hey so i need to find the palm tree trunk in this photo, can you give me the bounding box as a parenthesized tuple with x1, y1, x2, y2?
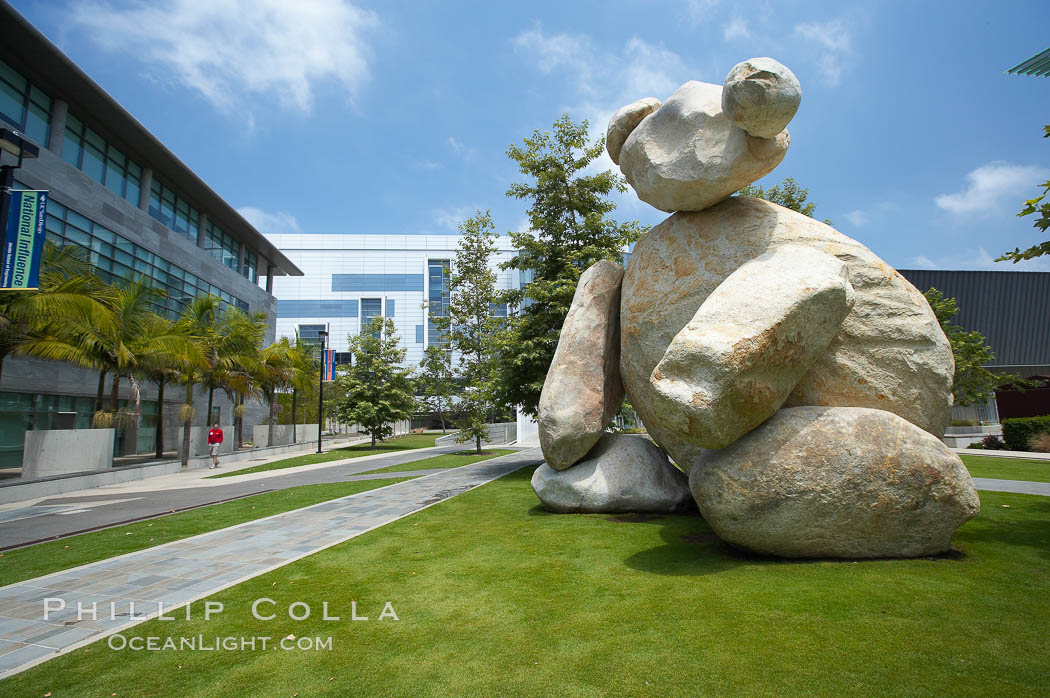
(181, 382, 194, 468)
(110, 374, 120, 412)
(154, 378, 165, 460)
(267, 389, 276, 447)
(291, 389, 298, 443)
(95, 371, 106, 412)
(207, 387, 214, 427)
(235, 393, 244, 448)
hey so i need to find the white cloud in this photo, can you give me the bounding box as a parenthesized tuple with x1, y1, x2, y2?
(722, 17, 750, 42)
(910, 248, 1050, 272)
(447, 136, 476, 160)
(794, 20, 851, 85)
(68, 0, 379, 115)
(433, 206, 478, 232)
(238, 207, 303, 235)
(935, 161, 1050, 216)
(686, 0, 721, 25)
(416, 160, 441, 171)
(844, 209, 869, 227)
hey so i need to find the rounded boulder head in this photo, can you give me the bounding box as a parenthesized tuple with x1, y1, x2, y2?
(606, 97, 661, 165)
(722, 57, 801, 139)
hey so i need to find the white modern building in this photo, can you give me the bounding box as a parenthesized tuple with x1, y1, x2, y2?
(266, 233, 522, 367)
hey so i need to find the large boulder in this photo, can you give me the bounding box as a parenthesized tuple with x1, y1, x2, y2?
(648, 245, 855, 449)
(607, 97, 661, 165)
(621, 196, 953, 471)
(690, 406, 980, 558)
(617, 81, 789, 213)
(538, 260, 625, 470)
(721, 57, 801, 139)
(532, 434, 692, 514)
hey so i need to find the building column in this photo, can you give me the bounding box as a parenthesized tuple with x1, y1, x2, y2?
(197, 212, 208, 250)
(47, 99, 67, 153)
(138, 167, 153, 211)
(265, 263, 274, 293)
(236, 243, 245, 275)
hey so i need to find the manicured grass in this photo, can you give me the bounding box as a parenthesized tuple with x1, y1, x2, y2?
(5, 467, 1048, 696)
(960, 454, 1050, 483)
(205, 434, 438, 479)
(0, 478, 413, 587)
(358, 449, 514, 475)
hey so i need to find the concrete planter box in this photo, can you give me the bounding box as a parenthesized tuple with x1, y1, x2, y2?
(253, 424, 319, 448)
(22, 428, 115, 479)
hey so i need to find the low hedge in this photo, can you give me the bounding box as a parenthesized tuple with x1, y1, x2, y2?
(1001, 415, 1050, 451)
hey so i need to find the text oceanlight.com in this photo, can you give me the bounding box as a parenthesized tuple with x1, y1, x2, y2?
(107, 635, 332, 651)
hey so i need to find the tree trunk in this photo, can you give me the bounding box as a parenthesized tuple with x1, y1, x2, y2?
(267, 388, 276, 447)
(181, 382, 194, 468)
(371, 431, 376, 449)
(235, 393, 244, 448)
(110, 374, 120, 412)
(439, 409, 446, 434)
(95, 370, 106, 412)
(476, 435, 482, 455)
(207, 386, 215, 426)
(291, 389, 297, 443)
(0, 352, 5, 387)
(154, 378, 165, 460)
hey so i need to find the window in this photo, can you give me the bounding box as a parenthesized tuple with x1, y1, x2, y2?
(61, 113, 141, 205)
(385, 299, 395, 317)
(148, 177, 200, 241)
(243, 248, 258, 283)
(415, 325, 424, 344)
(277, 300, 359, 317)
(360, 298, 382, 336)
(44, 198, 248, 320)
(331, 274, 424, 292)
(334, 352, 352, 366)
(427, 259, 450, 347)
(298, 324, 326, 349)
(205, 220, 240, 271)
(0, 58, 51, 146)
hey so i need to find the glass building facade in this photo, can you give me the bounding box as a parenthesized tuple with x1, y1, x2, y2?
(0, 57, 51, 146)
(62, 113, 142, 205)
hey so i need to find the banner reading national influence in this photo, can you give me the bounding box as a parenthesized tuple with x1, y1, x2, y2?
(1, 189, 48, 290)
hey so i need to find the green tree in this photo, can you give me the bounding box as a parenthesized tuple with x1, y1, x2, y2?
(200, 307, 267, 428)
(997, 125, 1050, 263)
(173, 296, 222, 465)
(496, 114, 643, 415)
(288, 335, 319, 443)
(335, 317, 416, 448)
(256, 337, 296, 448)
(737, 176, 832, 224)
(416, 345, 455, 433)
(924, 288, 1027, 406)
(436, 211, 504, 454)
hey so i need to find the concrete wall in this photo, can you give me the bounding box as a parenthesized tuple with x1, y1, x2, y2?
(175, 425, 235, 458)
(22, 428, 114, 479)
(435, 422, 517, 447)
(253, 423, 320, 448)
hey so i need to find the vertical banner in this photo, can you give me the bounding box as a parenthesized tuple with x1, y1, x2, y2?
(1, 189, 48, 290)
(323, 349, 335, 381)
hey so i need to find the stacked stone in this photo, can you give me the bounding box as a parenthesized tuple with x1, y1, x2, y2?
(531, 58, 979, 558)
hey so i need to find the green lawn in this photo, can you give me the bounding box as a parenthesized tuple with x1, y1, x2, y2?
(5, 466, 1047, 696)
(960, 454, 1050, 483)
(358, 448, 514, 475)
(0, 478, 413, 587)
(206, 434, 438, 479)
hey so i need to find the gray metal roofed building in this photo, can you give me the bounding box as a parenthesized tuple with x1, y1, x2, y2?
(0, 1, 302, 471)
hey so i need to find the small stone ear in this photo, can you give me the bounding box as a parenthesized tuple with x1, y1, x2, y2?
(722, 57, 801, 139)
(607, 97, 661, 165)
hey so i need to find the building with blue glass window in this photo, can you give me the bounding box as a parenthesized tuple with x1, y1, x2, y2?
(266, 234, 518, 368)
(0, 2, 302, 469)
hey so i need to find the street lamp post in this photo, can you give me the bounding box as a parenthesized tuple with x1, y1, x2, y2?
(0, 128, 41, 251)
(316, 329, 328, 454)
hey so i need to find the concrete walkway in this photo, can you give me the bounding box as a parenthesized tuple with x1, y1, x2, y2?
(971, 478, 1050, 496)
(953, 448, 1050, 461)
(0, 443, 501, 549)
(0, 448, 543, 678)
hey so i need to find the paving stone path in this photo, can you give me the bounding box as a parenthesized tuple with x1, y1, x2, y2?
(0, 449, 542, 678)
(971, 477, 1050, 496)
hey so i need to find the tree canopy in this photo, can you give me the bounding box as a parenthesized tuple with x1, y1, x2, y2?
(737, 176, 831, 224)
(997, 125, 1050, 263)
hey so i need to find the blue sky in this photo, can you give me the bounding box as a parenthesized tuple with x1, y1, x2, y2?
(11, 0, 1050, 270)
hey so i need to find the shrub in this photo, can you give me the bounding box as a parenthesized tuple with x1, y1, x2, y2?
(1001, 415, 1050, 451)
(950, 419, 980, 427)
(1029, 432, 1050, 453)
(967, 442, 984, 450)
(979, 434, 1005, 450)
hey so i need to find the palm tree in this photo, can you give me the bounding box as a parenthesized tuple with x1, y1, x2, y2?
(200, 307, 266, 430)
(173, 296, 220, 466)
(288, 336, 319, 443)
(255, 338, 294, 447)
(0, 242, 106, 385)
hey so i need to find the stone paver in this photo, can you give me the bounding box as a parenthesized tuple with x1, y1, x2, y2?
(0, 449, 542, 679)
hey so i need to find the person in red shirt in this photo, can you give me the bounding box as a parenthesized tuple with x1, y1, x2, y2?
(207, 423, 223, 469)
